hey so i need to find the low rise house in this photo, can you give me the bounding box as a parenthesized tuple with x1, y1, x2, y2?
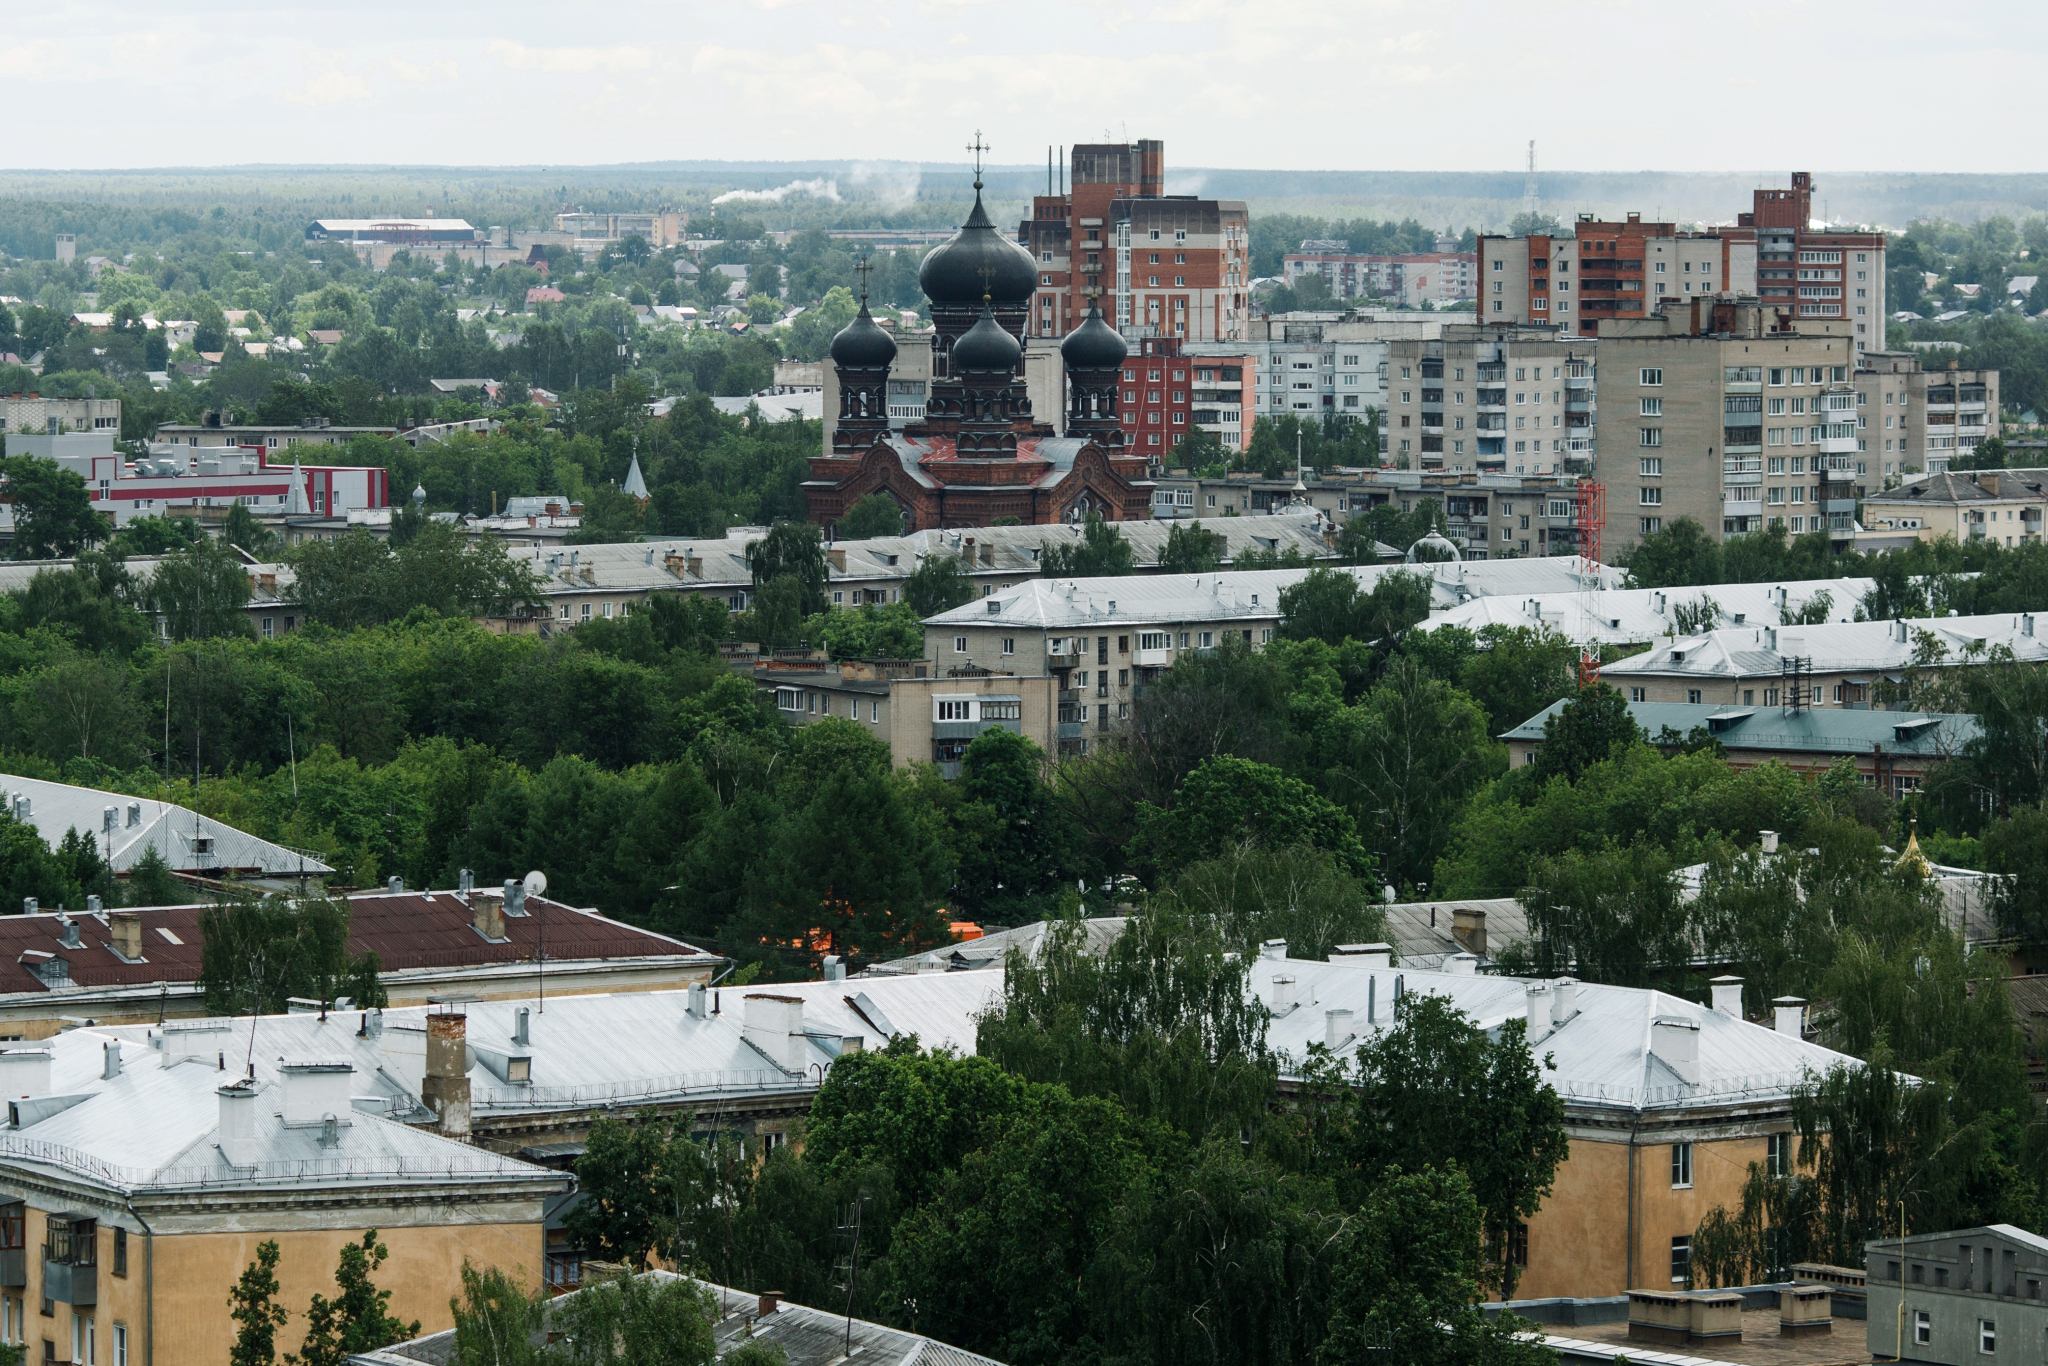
(0, 1025, 563, 1366)
(1864, 1225, 2048, 1366)
(1859, 468, 2047, 548)
(1420, 578, 1874, 651)
(1598, 614, 2048, 710)
(0, 883, 720, 1040)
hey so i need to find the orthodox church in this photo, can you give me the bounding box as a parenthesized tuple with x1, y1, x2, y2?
(802, 163, 1155, 533)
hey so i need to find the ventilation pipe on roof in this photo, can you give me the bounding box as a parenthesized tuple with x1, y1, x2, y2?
(1392, 973, 1405, 1016)
(687, 982, 707, 1020)
(1259, 938, 1288, 961)
(514, 1007, 530, 1048)
(387, 876, 403, 894)
(57, 916, 80, 950)
(1526, 983, 1551, 1036)
(1710, 976, 1745, 1019)
(1773, 997, 1806, 1039)
(1269, 974, 1296, 1014)
(1445, 953, 1479, 976)
(1325, 1008, 1353, 1050)
(1550, 978, 1578, 1026)
(822, 955, 845, 982)
(503, 880, 527, 917)
(20, 899, 34, 917)
(85, 896, 101, 916)
(217, 1080, 260, 1167)
(1760, 830, 1780, 854)
(1652, 1016, 1701, 1085)
(458, 868, 474, 894)
(101, 1041, 122, 1081)
(1366, 975, 1377, 1024)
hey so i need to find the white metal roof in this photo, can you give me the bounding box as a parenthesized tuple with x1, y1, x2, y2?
(1600, 613, 2048, 681)
(0, 772, 332, 877)
(1419, 578, 1876, 649)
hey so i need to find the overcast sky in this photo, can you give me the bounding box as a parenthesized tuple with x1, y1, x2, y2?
(7, 0, 2040, 173)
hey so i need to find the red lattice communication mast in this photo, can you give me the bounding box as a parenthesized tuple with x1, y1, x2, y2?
(1573, 479, 1607, 688)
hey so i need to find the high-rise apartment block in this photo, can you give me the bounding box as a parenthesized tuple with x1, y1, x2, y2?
(1479, 172, 1886, 358)
(1855, 352, 2000, 476)
(1018, 141, 1251, 344)
(1383, 324, 1598, 481)
(1598, 300, 1860, 549)
(1282, 245, 1478, 306)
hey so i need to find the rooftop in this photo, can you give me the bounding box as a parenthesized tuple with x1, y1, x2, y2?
(1421, 579, 1876, 650)
(0, 771, 332, 877)
(929, 555, 1625, 631)
(1598, 614, 2048, 680)
(1501, 701, 1981, 758)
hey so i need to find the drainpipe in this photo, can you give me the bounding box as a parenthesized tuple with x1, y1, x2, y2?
(131, 1203, 155, 1366)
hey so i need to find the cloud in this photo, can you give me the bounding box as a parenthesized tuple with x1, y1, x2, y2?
(0, 40, 66, 79)
(283, 69, 371, 106)
(713, 177, 843, 204)
(486, 40, 653, 74)
(389, 57, 459, 83)
(849, 161, 921, 206)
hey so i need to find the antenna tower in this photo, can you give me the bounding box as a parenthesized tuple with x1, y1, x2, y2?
(1523, 141, 1538, 221)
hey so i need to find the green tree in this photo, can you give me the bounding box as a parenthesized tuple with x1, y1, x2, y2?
(1132, 754, 1371, 882)
(229, 1240, 289, 1366)
(223, 501, 279, 558)
(448, 1262, 545, 1366)
(1986, 805, 2048, 947)
(901, 552, 974, 618)
(150, 538, 256, 639)
(836, 493, 904, 541)
(126, 845, 185, 907)
(1335, 994, 1570, 1299)
(951, 729, 1067, 922)
(1321, 1165, 1552, 1366)
(1039, 511, 1135, 577)
(546, 1270, 718, 1366)
(1530, 682, 1641, 783)
(1455, 624, 1580, 731)
(287, 1230, 419, 1366)
(1168, 842, 1386, 961)
(3, 455, 109, 558)
(199, 893, 382, 1015)
(746, 521, 828, 615)
(1619, 516, 1722, 588)
(1156, 520, 1224, 574)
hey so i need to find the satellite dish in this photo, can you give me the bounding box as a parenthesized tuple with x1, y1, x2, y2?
(523, 870, 548, 897)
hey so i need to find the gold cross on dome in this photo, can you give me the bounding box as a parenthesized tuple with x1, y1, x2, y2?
(976, 264, 995, 303)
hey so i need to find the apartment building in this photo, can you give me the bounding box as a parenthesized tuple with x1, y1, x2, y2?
(1856, 352, 2001, 475)
(1478, 172, 1885, 358)
(1597, 300, 1859, 550)
(1864, 1226, 2048, 1366)
(1481, 222, 1753, 334)
(11, 430, 391, 526)
(0, 395, 120, 434)
(760, 658, 1059, 776)
(1193, 312, 1444, 428)
(1017, 140, 1252, 344)
(1859, 469, 2046, 548)
(1384, 324, 1598, 480)
(1282, 245, 1478, 305)
(1599, 613, 2048, 710)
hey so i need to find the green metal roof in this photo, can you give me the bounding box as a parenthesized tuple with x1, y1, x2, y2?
(1500, 701, 1979, 757)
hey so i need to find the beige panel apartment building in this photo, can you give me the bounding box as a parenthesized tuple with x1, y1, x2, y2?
(1598, 302, 1859, 552)
(1855, 352, 2000, 476)
(1383, 325, 1598, 536)
(1860, 470, 2046, 548)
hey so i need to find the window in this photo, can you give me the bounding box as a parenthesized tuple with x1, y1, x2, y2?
(112, 1326, 125, 1366)
(1980, 1319, 1996, 1355)
(1640, 397, 1662, 416)
(1639, 428, 1662, 447)
(1670, 1237, 1691, 1284)
(1671, 1142, 1693, 1188)
(1640, 367, 1663, 386)
(937, 700, 971, 721)
(1916, 1312, 1932, 1345)
(1767, 1133, 1789, 1177)
(111, 1231, 124, 1279)
(1000, 638, 1014, 655)
(1640, 487, 1663, 506)
(1639, 458, 1662, 476)
(1687, 689, 1702, 705)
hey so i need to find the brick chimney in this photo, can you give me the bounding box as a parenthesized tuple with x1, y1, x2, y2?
(1450, 906, 1487, 957)
(108, 912, 143, 963)
(421, 1012, 471, 1138)
(473, 895, 505, 943)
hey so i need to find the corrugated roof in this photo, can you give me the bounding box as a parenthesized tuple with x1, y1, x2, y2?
(1381, 898, 1529, 965)
(868, 918, 1131, 974)
(0, 891, 713, 999)
(1500, 700, 1981, 757)
(1420, 578, 1875, 649)
(0, 772, 331, 876)
(928, 555, 1624, 632)
(1600, 614, 2048, 680)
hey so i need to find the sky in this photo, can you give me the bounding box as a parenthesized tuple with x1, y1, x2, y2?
(6, 0, 2042, 173)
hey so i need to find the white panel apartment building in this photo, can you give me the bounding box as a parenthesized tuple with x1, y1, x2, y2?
(1189, 313, 1445, 428)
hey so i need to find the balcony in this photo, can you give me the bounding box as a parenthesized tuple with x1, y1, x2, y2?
(1477, 388, 1507, 408)
(1057, 688, 1079, 704)
(42, 1258, 95, 1307)
(0, 1249, 20, 1289)
(1823, 499, 1858, 515)
(1724, 497, 1764, 516)
(1135, 648, 1171, 667)
(1057, 721, 1085, 740)
(1475, 415, 1506, 432)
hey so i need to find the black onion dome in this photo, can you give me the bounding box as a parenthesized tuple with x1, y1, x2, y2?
(1060, 299, 1127, 370)
(951, 304, 1022, 371)
(829, 304, 897, 369)
(918, 190, 1038, 305)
